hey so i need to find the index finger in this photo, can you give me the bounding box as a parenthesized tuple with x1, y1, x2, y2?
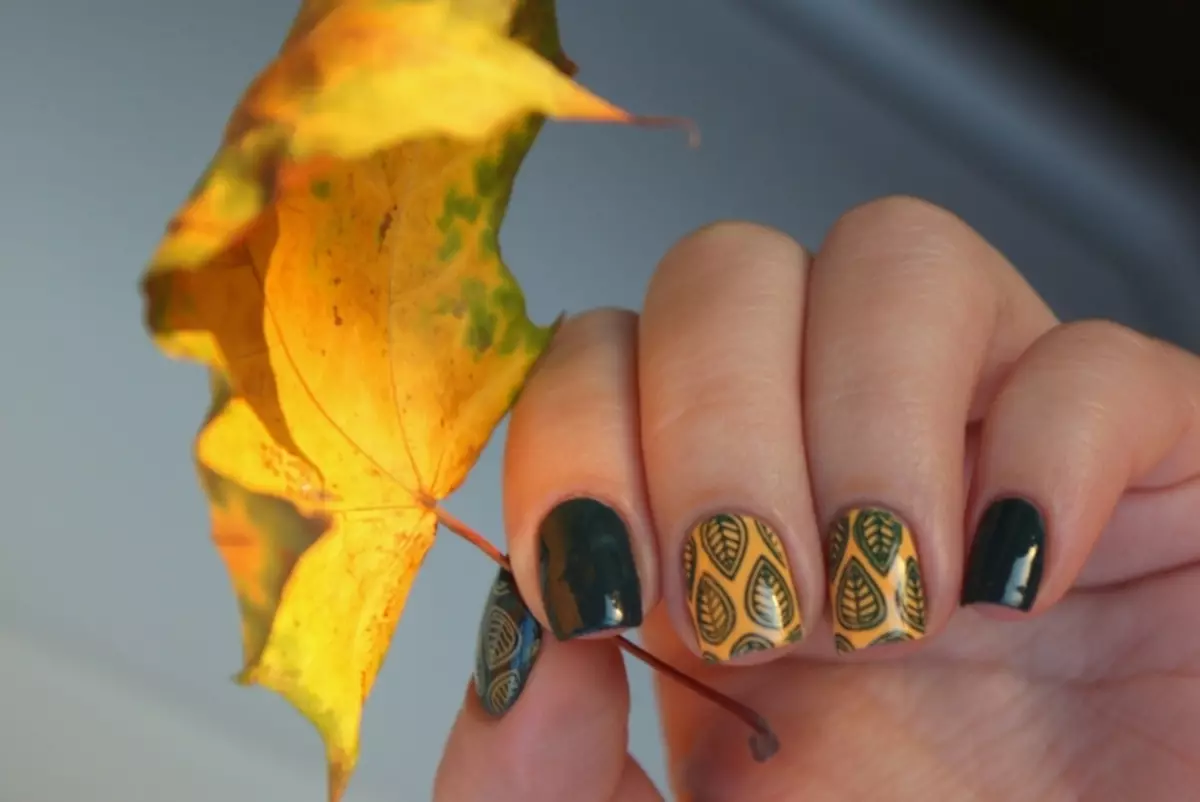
(433, 567, 662, 802)
(502, 308, 658, 641)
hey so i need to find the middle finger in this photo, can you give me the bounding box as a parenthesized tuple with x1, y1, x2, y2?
(639, 222, 817, 665)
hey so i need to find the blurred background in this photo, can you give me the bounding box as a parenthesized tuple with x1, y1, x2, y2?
(1, 1, 1196, 800)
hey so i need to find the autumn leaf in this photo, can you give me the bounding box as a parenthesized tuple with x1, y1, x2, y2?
(149, 0, 629, 272)
(139, 0, 639, 798)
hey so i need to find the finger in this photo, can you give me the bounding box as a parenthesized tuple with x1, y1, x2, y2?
(638, 222, 815, 664)
(433, 567, 662, 802)
(961, 320, 1200, 612)
(804, 196, 1058, 654)
(502, 309, 656, 640)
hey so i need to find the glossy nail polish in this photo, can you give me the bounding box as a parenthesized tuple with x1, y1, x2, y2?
(474, 568, 542, 718)
(827, 506, 927, 653)
(538, 497, 643, 640)
(962, 497, 1045, 611)
(684, 513, 804, 662)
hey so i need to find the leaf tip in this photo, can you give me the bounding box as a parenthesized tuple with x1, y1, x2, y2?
(231, 664, 259, 687)
(327, 759, 353, 802)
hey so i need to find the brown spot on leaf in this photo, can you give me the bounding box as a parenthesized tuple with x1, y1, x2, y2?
(333, 306, 343, 326)
(377, 209, 394, 248)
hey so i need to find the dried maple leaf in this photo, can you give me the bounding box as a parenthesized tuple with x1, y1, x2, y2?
(140, 0, 636, 798)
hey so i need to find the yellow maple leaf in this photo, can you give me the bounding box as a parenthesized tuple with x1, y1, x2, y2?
(140, 0, 634, 798)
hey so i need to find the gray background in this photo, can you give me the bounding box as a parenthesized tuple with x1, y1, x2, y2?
(1, 1, 1196, 801)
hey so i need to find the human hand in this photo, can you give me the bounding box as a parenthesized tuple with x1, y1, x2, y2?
(432, 197, 1200, 801)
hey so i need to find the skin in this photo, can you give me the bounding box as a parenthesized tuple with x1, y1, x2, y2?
(432, 197, 1200, 801)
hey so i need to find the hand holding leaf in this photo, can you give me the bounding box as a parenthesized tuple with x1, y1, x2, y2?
(141, 1, 761, 799)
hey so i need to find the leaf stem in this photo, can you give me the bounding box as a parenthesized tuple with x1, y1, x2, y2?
(433, 505, 779, 762)
(631, 115, 701, 149)
(433, 505, 509, 566)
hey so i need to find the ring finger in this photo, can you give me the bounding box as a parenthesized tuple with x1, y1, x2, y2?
(804, 196, 1058, 654)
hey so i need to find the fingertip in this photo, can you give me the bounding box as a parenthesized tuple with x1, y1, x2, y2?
(960, 319, 1194, 613)
(502, 309, 660, 642)
(436, 566, 634, 802)
(640, 223, 820, 668)
(658, 220, 801, 267)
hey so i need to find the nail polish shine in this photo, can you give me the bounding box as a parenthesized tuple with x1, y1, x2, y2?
(538, 497, 643, 639)
(962, 497, 1046, 612)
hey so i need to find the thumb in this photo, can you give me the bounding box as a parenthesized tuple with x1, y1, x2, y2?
(433, 567, 663, 802)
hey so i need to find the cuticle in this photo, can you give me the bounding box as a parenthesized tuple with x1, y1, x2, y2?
(971, 492, 1050, 534)
(824, 499, 920, 534)
(682, 506, 788, 545)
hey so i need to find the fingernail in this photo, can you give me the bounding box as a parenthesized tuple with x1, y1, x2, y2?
(684, 513, 804, 662)
(538, 497, 643, 639)
(827, 506, 927, 654)
(474, 567, 542, 718)
(961, 497, 1046, 612)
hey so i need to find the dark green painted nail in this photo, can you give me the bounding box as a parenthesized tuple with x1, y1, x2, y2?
(474, 568, 542, 718)
(538, 497, 643, 640)
(962, 497, 1046, 612)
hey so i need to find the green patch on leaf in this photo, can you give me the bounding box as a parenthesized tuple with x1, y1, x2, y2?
(437, 187, 482, 231)
(438, 227, 463, 263)
(460, 277, 497, 355)
(310, 179, 332, 200)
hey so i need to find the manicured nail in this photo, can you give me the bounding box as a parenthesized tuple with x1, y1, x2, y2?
(538, 497, 643, 639)
(683, 513, 804, 662)
(961, 497, 1045, 611)
(474, 568, 542, 718)
(827, 506, 927, 654)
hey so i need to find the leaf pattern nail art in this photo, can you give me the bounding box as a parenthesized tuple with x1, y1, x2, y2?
(899, 556, 927, 633)
(755, 518, 787, 565)
(683, 537, 697, 595)
(474, 568, 542, 718)
(695, 573, 737, 645)
(684, 514, 804, 661)
(482, 607, 521, 670)
(835, 557, 887, 631)
(746, 556, 796, 630)
(826, 515, 850, 575)
(827, 507, 927, 651)
(854, 509, 903, 574)
(731, 633, 774, 657)
(699, 514, 750, 580)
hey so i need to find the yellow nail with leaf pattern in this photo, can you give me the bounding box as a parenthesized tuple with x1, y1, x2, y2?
(683, 513, 804, 662)
(827, 506, 927, 653)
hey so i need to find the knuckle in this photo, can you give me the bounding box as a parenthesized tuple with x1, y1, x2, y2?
(826, 195, 984, 279)
(1018, 320, 1170, 415)
(682, 219, 794, 251)
(558, 306, 638, 341)
(1045, 318, 1152, 362)
(651, 219, 800, 290)
(519, 307, 637, 407)
(835, 194, 963, 239)
(822, 196, 1002, 323)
